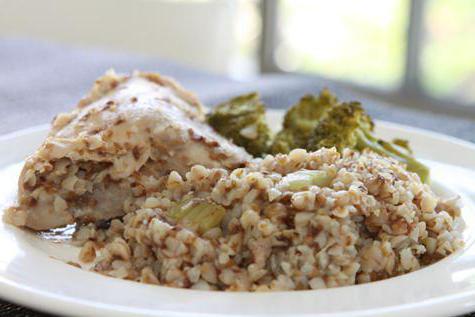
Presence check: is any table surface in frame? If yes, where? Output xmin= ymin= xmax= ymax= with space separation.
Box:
xmin=1 ymin=37 xmax=475 ymax=317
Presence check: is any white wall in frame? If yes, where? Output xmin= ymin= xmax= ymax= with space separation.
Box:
xmin=0 ymin=0 xmax=239 ymax=74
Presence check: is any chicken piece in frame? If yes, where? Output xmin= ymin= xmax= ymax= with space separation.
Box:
xmin=4 ymin=70 xmax=251 ymax=230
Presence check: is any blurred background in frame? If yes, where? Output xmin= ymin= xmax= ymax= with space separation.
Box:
xmin=0 ymin=0 xmax=474 ymax=115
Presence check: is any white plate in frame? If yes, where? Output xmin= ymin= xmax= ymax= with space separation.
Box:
xmin=1 ymin=111 xmax=475 ymax=317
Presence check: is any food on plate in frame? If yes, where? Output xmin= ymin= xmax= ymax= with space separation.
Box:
xmin=4 ymin=70 xmax=250 ymax=230
xmin=207 ymin=92 xmax=271 ymax=156
xmin=270 ymin=89 xmax=337 ymax=154
xmin=3 ymin=70 xmax=463 ymax=292
xmin=74 ymin=148 xmax=463 ymax=290
xmin=215 ymin=87 xmax=429 ymax=183
xmin=307 ymin=101 xmax=430 ymax=183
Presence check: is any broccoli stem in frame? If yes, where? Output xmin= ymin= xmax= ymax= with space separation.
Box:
xmin=355 ymin=129 xmax=430 ymax=183
xmin=378 ymin=140 xmax=430 ymax=184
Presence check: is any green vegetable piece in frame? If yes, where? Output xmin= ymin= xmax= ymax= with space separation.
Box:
xmin=308 ymin=102 xmax=430 ymax=183
xmin=392 ymin=138 xmax=413 ymax=154
xmin=168 ymin=198 xmax=226 ymax=234
xmin=308 ymin=101 xmax=373 ymax=152
xmin=207 ymin=93 xmax=271 ymax=156
xmin=269 ymin=130 xmax=297 ymax=155
xmin=270 ymin=89 xmax=338 ymax=154
xmin=279 ymin=169 xmax=333 ymax=191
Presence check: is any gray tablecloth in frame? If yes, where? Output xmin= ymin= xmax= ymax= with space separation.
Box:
xmin=1 ymin=38 xmax=474 ymax=317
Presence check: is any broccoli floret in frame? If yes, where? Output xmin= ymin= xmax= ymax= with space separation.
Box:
xmin=270 ymin=88 xmax=338 ymax=154
xmin=269 ymin=130 xmax=298 ymax=155
xmin=308 ymin=101 xmax=374 ymax=151
xmin=308 ymin=102 xmax=430 ymax=183
xmin=207 ymin=93 xmax=271 ymax=156
xmin=283 ymin=88 xmax=338 ymax=132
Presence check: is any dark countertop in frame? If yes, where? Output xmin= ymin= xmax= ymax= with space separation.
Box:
xmin=1 ymin=37 xmax=474 ymax=317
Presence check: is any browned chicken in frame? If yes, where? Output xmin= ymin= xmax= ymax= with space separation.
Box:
xmin=4 ymin=70 xmax=251 ymax=230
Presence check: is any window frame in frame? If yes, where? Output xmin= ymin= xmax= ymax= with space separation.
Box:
xmin=259 ymin=0 xmax=475 ymax=117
